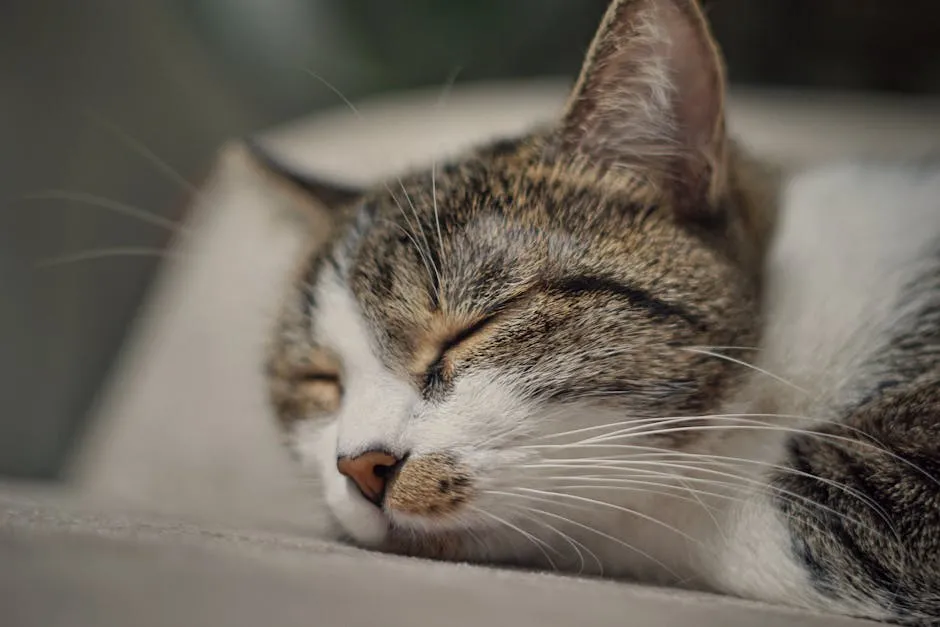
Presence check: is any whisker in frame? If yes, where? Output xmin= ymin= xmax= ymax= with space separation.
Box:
xmin=529 ymin=438 xmax=882 ymax=494
xmin=525 ymin=470 xmax=855 ymax=544
xmin=547 ymin=415 xmax=904 ymax=498
xmin=462 ymin=525 xmax=491 ymax=556
xmin=436 ymin=66 xmax=463 ymax=107
xmin=530 ymin=471 xmax=768 ymax=508
xmin=14 ymin=191 xmax=185 ymax=233
xmin=302 ymin=65 xmax=446 ymax=305
xmin=301 ymin=68 xmax=363 ymax=119
xmin=503 ymin=504 xmax=597 ymax=574
xmin=578 ymin=415 xmax=885 ymax=453
xmin=428 ymin=66 xmax=462 ymax=307
xmin=392 ymin=192 xmax=442 ymax=305
xmin=488 ymin=491 xmax=680 ymax=580
xmin=505 ymin=504 xmax=605 ymax=576
xmin=465 ymin=504 xmax=560 ymax=570
xmin=430 ymin=162 xmax=444 ymax=294
xmin=513 ymin=487 xmax=706 ymax=549
xmin=36 ymin=247 xmax=181 ymax=268
xmin=521 ymin=460 xmax=885 ymax=534
xmin=476 ymin=422 xmax=530 ymax=450
xmin=539 ymin=411 xmax=868 ymax=444
xmin=447 ymin=510 xmax=518 ymax=562
xmin=681 ymin=347 xmax=812 ymax=396
xmin=538 ymin=412 xmax=711 ymax=441
xmin=677 ymin=472 xmax=728 ymax=543
xmin=538 ymin=453 xmax=878 ymax=508
xmin=377 ymin=217 xmax=438 ymax=290
xmin=397 ymin=179 xmax=443 ymax=300
xmin=574 ymin=420 xmax=939 ymax=491
xmin=85 ymin=111 xmax=198 ymax=194
xmin=527 ymin=475 xmax=725 ymax=511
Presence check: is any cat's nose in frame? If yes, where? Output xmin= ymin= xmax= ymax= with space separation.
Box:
xmin=336 ymin=450 xmax=402 ymax=506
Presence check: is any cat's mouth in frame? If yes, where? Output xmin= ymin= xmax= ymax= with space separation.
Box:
xmin=382 ymin=453 xmax=475 ymax=518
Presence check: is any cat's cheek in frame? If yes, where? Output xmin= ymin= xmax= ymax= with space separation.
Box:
xmin=313 ymin=420 xmax=388 ymax=546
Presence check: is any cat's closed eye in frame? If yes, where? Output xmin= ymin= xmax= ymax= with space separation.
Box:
xmin=296 ymin=353 xmax=342 ymax=402
xmin=296 ymin=369 xmax=342 ymax=401
xmin=295 ymin=369 xmax=341 ymax=385
xmin=270 ymin=351 xmax=344 ymax=428
xmin=417 ymin=287 xmax=539 ymax=390
xmin=421 ymin=312 xmax=504 ymax=390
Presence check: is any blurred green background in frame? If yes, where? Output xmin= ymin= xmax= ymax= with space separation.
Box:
xmin=2 ymin=0 xmax=939 ymax=479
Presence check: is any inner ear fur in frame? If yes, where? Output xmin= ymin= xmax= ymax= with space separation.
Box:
xmin=560 ymin=0 xmax=729 ymax=215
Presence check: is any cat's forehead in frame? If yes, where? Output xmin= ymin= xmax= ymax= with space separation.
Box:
xmin=339 ymin=143 xmax=662 ymax=311
xmin=309 ymin=139 xmax=743 ymax=369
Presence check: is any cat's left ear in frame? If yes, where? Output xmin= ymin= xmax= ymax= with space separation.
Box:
xmin=560 ymin=0 xmax=728 ymax=213
xmin=244 ymin=138 xmax=363 ymax=214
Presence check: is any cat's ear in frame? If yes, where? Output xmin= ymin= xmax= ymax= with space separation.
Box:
xmin=244 ymin=138 xmax=363 ymax=214
xmin=560 ymin=0 xmax=728 ymax=212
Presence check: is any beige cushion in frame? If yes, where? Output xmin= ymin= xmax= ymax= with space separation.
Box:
xmin=1 ymin=486 xmax=874 ymax=627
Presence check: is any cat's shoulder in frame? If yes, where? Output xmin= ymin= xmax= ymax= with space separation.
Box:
xmin=776 ymin=156 xmax=940 ymax=268
xmin=754 ymin=155 xmax=940 ymax=405
xmin=784 ymin=156 xmax=940 ymax=225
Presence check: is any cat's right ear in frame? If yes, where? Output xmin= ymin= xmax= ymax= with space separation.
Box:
xmin=559 ymin=0 xmax=729 ymax=213
xmin=243 ymin=138 xmax=363 ymax=215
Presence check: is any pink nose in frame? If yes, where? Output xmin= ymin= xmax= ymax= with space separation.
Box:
xmin=336 ymin=451 xmax=401 ymax=505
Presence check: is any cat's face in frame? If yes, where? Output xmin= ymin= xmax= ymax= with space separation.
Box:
xmin=264 ymin=0 xmax=776 ymax=572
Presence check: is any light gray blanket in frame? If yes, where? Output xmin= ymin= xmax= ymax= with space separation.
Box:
xmin=2 ymin=487 xmax=875 ymax=627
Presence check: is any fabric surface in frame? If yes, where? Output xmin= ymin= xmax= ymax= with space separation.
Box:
xmin=4 ymin=81 xmax=939 ymax=626
xmin=1 ymin=488 xmax=878 ymax=627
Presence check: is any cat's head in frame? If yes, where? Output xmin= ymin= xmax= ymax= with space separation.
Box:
xmin=261 ymin=0 xmax=777 ymax=571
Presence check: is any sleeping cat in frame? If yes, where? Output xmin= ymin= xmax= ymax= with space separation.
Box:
xmin=256 ymin=0 xmax=940 ymax=623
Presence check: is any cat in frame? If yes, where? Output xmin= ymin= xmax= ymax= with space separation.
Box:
xmin=255 ymin=0 xmax=940 ymax=623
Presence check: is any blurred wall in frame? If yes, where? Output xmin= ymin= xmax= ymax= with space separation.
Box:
xmin=1 ymin=0 xmax=254 ymax=477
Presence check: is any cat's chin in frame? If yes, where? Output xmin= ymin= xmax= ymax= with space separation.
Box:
xmin=322 ymin=471 xmax=389 ymax=546
xmin=324 ymin=477 xmax=481 ymax=556
xmin=323 ymin=491 xmax=484 ymax=561
xmin=321 ymin=471 xmax=490 ymax=561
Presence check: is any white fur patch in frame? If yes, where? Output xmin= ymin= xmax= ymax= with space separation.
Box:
xmin=704 ymin=160 xmax=940 ymax=612
xmin=706 ymin=488 xmax=821 ymax=609
xmin=758 ymin=161 xmax=940 ymax=410
xmin=312 ymin=268 xmax=418 ymax=458
xmin=312 ymin=420 xmax=387 ymax=545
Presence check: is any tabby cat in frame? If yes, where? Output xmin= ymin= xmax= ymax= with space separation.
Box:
xmin=258 ymin=0 xmax=940 ymax=623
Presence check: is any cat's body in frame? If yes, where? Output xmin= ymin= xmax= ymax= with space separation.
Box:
xmin=701 ymin=161 xmax=940 ymax=619
xmin=259 ymin=1 xmax=940 ymax=623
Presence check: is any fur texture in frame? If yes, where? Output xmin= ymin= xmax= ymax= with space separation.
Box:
xmin=261 ymin=1 xmax=940 ymax=623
